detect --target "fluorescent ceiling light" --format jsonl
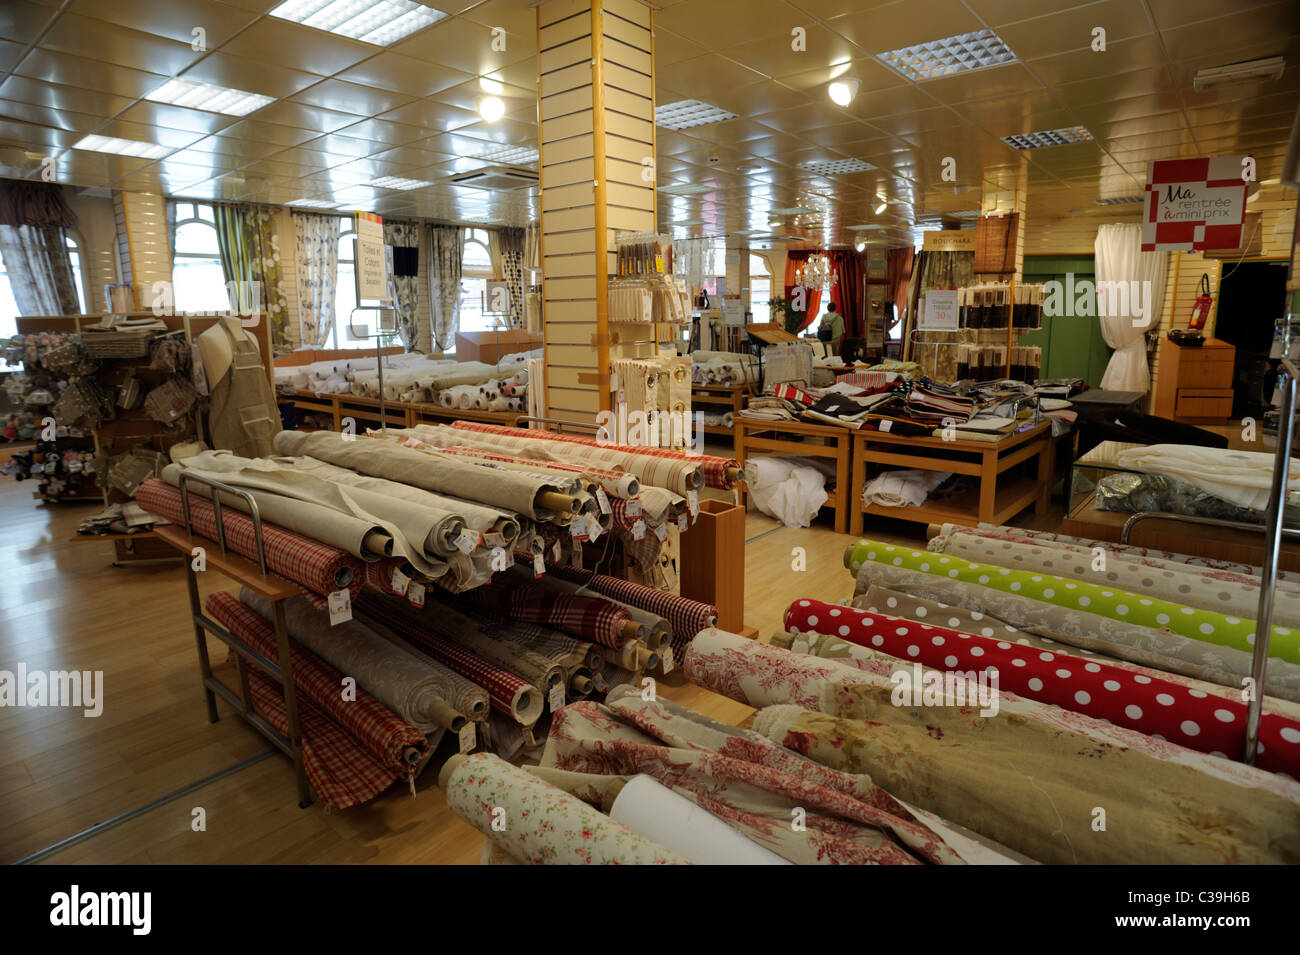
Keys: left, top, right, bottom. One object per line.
{"left": 1094, "top": 195, "right": 1144, "bottom": 206}
{"left": 145, "top": 78, "right": 273, "bottom": 116}
{"left": 286, "top": 198, "right": 340, "bottom": 208}
{"left": 1001, "top": 126, "right": 1093, "bottom": 150}
{"left": 372, "top": 175, "right": 433, "bottom": 190}
{"left": 771, "top": 206, "right": 816, "bottom": 216}
{"left": 879, "top": 29, "right": 1015, "bottom": 82}
{"left": 479, "top": 96, "right": 505, "bottom": 122}
{"left": 672, "top": 219, "right": 704, "bottom": 227}
{"left": 655, "top": 99, "right": 739, "bottom": 130}
{"left": 1194, "top": 56, "right": 1285, "bottom": 90}
{"left": 659, "top": 182, "right": 712, "bottom": 196}
{"left": 828, "top": 77, "right": 860, "bottom": 106}
{"left": 469, "top": 143, "right": 539, "bottom": 165}
{"left": 847, "top": 223, "right": 884, "bottom": 230}
{"left": 73, "top": 134, "right": 171, "bottom": 159}
{"left": 874, "top": 200, "right": 888, "bottom": 215}
{"left": 269, "top": 0, "right": 447, "bottom": 46}
{"left": 799, "top": 158, "right": 875, "bottom": 175}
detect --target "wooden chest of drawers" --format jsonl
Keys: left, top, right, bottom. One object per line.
{"left": 1152, "top": 336, "right": 1235, "bottom": 423}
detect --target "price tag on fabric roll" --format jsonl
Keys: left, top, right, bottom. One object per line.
{"left": 626, "top": 499, "right": 642, "bottom": 518}
{"left": 328, "top": 589, "right": 352, "bottom": 626}
{"left": 458, "top": 723, "right": 476, "bottom": 754}
{"left": 548, "top": 683, "right": 565, "bottom": 712}
{"left": 533, "top": 552, "right": 545, "bottom": 577}
{"left": 879, "top": 419, "right": 893, "bottom": 432}
{"left": 407, "top": 581, "right": 425, "bottom": 607}
{"left": 661, "top": 647, "right": 675, "bottom": 674}
{"left": 596, "top": 488, "right": 611, "bottom": 514}
{"left": 483, "top": 531, "right": 506, "bottom": 548}
{"left": 654, "top": 522, "right": 669, "bottom": 542}
{"left": 390, "top": 566, "right": 410, "bottom": 595}
{"left": 687, "top": 490, "right": 699, "bottom": 517}
{"left": 455, "top": 529, "right": 480, "bottom": 554}
{"left": 677, "top": 512, "right": 689, "bottom": 534}
{"left": 570, "top": 515, "right": 589, "bottom": 541}
{"left": 631, "top": 519, "right": 646, "bottom": 540}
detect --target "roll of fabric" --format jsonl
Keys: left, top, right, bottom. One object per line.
{"left": 461, "top": 579, "right": 636, "bottom": 649}
{"left": 232, "top": 663, "right": 398, "bottom": 810}
{"left": 438, "top": 389, "right": 457, "bottom": 409}
{"left": 784, "top": 598, "right": 1300, "bottom": 775}
{"left": 847, "top": 539, "right": 1300, "bottom": 664}
{"left": 239, "top": 589, "right": 478, "bottom": 732}
{"left": 431, "top": 445, "right": 640, "bottom": 499}
{"left": 684, "top": 626, "right": 869, "bottom": 710}
{"left": 935, "top": 528, "right": 1300, "bottom": 629}
{"left": 356, "top": 592, "right": 543, "bottom": 724}
{"left": 546, "top": 565, "right": 717, "bottom": 656}
{"left": 754, "top": 687, "right": 1300, "bottom": 865}
{"left": 205, "top": 592, "right": 430, "bottom": 773}
{"left": 523, "top": 569, "right": 671, "bottom": 650}
{"left": 441, "top": 752, "right": 687, "bottom": 864}
{"left": 136, "top": 479, "right": 362, "bottom": 597}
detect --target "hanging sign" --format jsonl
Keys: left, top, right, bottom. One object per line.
{"left": 354, "top": 212, "right": 389, "bottom": 302}
{"left": 722, "top": 295, "right": 745, "bottom": 326}
{"left": 919, "top": 288, "right": 959, "bottom": 329}
{"left": 922, "top": 230, "right": 975, "bottom": 252}
{"left": 1141, "top": 156, "right": 1249, "bottom": 251}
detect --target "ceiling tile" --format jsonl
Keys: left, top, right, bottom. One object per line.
{"left": 827, "top": 0, "right": 986, "bottom": 55}
{"left": 378, "top": 99, "right": 482, "bottom": 133}
{"left": 251, "top": 100, "right": 363, "bottom": 132}
{"left": 1160, "top": 4, "right": 1300, "bottom": 63}
{"left": 289, "top": 79, "right": 417, "bottom": 116}
{"left": 0, "top": 99, "right": 102, "bottom": 133}
{"left": 115, "top": 101, "right": 241, "bottom": 135}
{"left": 725, "top": 23, "right": 860, "bottom": 80}
{"left": 392, "top": 17, "right": 517, "bottom": 77}
{"left": 16, "top": 49, "right": 168, "bottom": 99}
{"left": 0, "top": 76, "right": 136, "bottom": 117}
{"left": 996, "top": 0, "right": 1154, "bottom": 60}
{"left": 333, "top": 118, "right": 432, "bottom": 146}
{"left": 656, "top": 0, "right": 804, "bottom": 50}
{"left": 338, "top": 52, "right": 474, "bottom": 99}
{"left": 68, "top": 0, "right": 257, "bottom": 47}
{"left": 216, "top": 118, "right": 320, "bottom": 148}
{"left": 223, "top": 18, "right": 377, "bottom": 76}
{"left": 40, "top": 13, "right": 205, "bottom": 77}
{"left": 0, "top": 1, "right": 61, "bottom": 45}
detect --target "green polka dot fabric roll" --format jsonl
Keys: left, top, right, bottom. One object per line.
{"left": 847, "top": 540, "right": 1300, "bottom": 665}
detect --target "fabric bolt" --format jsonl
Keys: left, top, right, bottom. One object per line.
{"left": 847, "top": 540, "right": 1300, "bottom": 665}
{"left": 935, "top": 529, "right": 1300, "bottom": 629}
{"left": 542, "top": 689, "right": 966, "bottom": 865}
{"left": 1114, "top": 443, "right": 1300, "bottom": 512}
{"left": 441, "top": 752, "right": 686, "bottom": 864}
{"left": 356, "top": 593, "right": 542, "bottom": 724}
{"left": 206, "top": 592, "right": 430, "bottom": 774}
{"left": 524, "top": 569, "right": 671, "bottom": 651}
{"left": 238, "top": 589, "right": 476, "bottom": 732}
{"left": 784, "top": 598, "right": 1300, "bottom": 775}
{"left": 862, "top": 468, "right": 951, "bottom": 508}
{"left": 545, "top": 565, "right": 717, "bottom": 657}
{"left": 461, "top": 579, "right": 635, "bottom": 649}
{"left": 433, "top": 445, "right": 640, "bottom": 499}
{"left": 136, "top": 479, "right": 362, "bottom": 597}
{"left": 273, "top": 430, "right": 571, "bottom": 519}
{"left": 235, "top": 662, "right": 398, "bottom": 809}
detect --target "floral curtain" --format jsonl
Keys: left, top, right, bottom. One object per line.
{"left": 901, "top": 250, "right": 974, "bottom": 360}
{"left": 384, "top": 220, "right": 420, "bottom": 352}
{"left": 292, "top": 211, "right": 339, "bottom": 347}
{"left": 499, "top": 226, "right": 525, "bottom": 329}
{"left": 428, "top": 224, "right": 463, "bottom": 354}
{"left": 0, "top": 180, "right": 80, "bottom": 315}
{"left": 214, "top": 203, "right": 289, "bottom": 352}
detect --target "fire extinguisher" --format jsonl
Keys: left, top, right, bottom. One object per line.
{"left": 1189, "top": 273, "right": 1213, "bottom": 330}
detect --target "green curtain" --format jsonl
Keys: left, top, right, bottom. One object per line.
{"left": 214, "top": 203, "right": 289, "bottom": 352}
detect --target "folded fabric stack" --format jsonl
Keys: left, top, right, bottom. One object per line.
{"left": 691, "top": 350, "right": 760, "bottom": 387}
{"left": 861, "top": 468, "right": 951, "bottom": 508}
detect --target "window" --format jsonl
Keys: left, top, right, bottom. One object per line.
{"left": 0, "top": 253, "right": 18, "bottom": 370}
{"left": 333, "top": 218, "right": 362, "bottom": 349}
{"left": 171, "top": 202, "right": 230, "bottom": 313}
{"left": 459, "top": 228, "right": 497, "bottom": 334}
{"left": 749, "top": 252, "right": 771, "bottom": 318}
{"left": 65, "top": 234, "right": 87, "bottom": 313}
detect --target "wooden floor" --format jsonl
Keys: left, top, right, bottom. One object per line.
{"left": 0, "top": 450, "right": 1064, "bottom": 865}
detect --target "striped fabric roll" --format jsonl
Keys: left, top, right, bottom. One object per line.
{"left": 773, "top": 383, "right": 815, "bottom": 405}
{"left": 137, "top": 478, "right": 362, "bottom": 598}
{"left": 462, "top": 579, "right": 635, "bottom": 649}
{"left": 903, "top": 385, "right": 976, "bottom": 423}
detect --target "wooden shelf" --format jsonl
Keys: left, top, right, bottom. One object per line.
{"left": 152, "top": 524, "right": 300, "bottom": 601}
{"left": 861, "top": 475, "right": 1042, "bottom": 526}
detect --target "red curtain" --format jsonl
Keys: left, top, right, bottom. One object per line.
{"left": 886, "top": 246, "right": 915, "bottom": 327}
{"left": 784, "top": 250, "right": 822, "bottom": 331}
{"left": 828, "top": 250, "right": 865, "bottom": 340}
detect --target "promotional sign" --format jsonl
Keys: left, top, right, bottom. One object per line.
{"left": 919, "top": 288, "right": 959, "bottom": 329}
{"left": 354, "top": 211, "right": 389, "bottom": 302}
{"left": 1141, "top": 156, "right": 1249, "bottom": 251}
{"left": 922, "top": 230, "right": 975, "bottom": 253}
{"left": 722, "top": 295, "right": 744, "bottom": 326}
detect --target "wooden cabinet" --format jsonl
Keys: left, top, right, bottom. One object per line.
{"left": 1152, "top": 336, "right": 1235, "bottom": 423}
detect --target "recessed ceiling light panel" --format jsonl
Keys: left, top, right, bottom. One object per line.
{"left": 269, "top": 0, "right": 447, "bottom": 46}
{"left": 879, "top": 29, "right": 1016, "bottom": 82}
{"left": 73, "top": 134, "right": 171, "bottom": 159}
{"left": 372, "top": 176, "right": 433, "bottom": 190}
{"left": 470, "top": 143, "right": 539, "bottom": 166}
{"left": 146, "top": 78, "right": 273, "bottom": 116}
{"left": 1001, "top": 126, "right": 1093, "bottom": 149}
{"left": 655, "top": 99, "right": 739, "bottom": 130}
{"left": 799, "top": 158, "right": 875, "bottom": 175}
{"left": 659, "top": 182, "right": 713, "bottom": 196}
{"left": 286, "top": 198, "right": 340, "bottom": 208}
{"left": 770, "top": 206, "right": 816, "bottom": 215}
{"left": 1094, "top": 195, "right": 1145, "bottom": 205}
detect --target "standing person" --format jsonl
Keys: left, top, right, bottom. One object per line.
{"left": 816, "top": 301, "right": 845, "bottom": 355}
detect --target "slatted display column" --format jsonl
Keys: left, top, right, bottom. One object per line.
{"left": 537, "top": 0, "right": 657, "bottom": 426}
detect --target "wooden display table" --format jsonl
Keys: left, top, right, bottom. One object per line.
{"left": 735, "top": 416, "right": 852, "bottom": 533}
{"left": 407, "top": 402, "right": 519, "bottom": 428}
{"left": 691, "top": 383, "right": 748, "bottom": 454}
{"left": 850, "top": 421, "right": 1053, "bottom": 534}
{"left": 290, "top": 390, "right": 517, "bottom": 431}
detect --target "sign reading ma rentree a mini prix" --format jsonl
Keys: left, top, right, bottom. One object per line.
{"left": 1141, "top": 156, "right": 1249, "bottom": 252}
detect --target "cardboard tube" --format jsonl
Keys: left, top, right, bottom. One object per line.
{"left": 537, "top": 490, "right": 581, "bottom": 513}
{"left": 636, "top": 646, "right": 660, "bottom": 670}
{"left": 726, "top": 466, "right": 745, "bottom": 484}
{"left": 621, "top": 620, "right": 645, "bottom": 643}
{"left": 569, "top": 671, "right": 593, "bottom": 697}
{"left": 363, "top": 530, "right": 393, "bottom": 556}
{"left": 600, "top": 777, "right": 628, "bottom": 814}
{"left": 643, "top": 625, "right": 670, "bottom": 650}
{"left": 429, "top": 696, "right": 468, "bottom": 733}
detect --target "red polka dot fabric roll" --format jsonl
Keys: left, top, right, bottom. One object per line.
{"left": 784, "top": 598, "right": 1300, "bottom": 778}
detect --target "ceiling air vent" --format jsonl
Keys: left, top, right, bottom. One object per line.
{"left": 448, "top": 166, "right": 539, "bottom": 191}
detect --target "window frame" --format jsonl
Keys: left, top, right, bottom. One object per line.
{"left": 170, "top": 200, "right": 228, "bottom": 315}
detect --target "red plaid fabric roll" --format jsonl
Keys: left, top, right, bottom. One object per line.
{"left": 137, "top": 479, "right": 363, "bottom": 599}
{"left": 546, "top": 566, "right": 717, "bottom": 657}
{"left": 773, "top": 383, "right": 815, "bottom": 405}
{"left": 234, "top": 662, "right": 396, "bottom": 810}
{"left": 206, "top": 592, "right": 429, "bottom": 774}
{"left": 461, "top": 579, "right": 634, "bottom": 649}
{"left": 449, "top": 420, "right": 741, "bottom": 491}
{"left": 355, "top": 592, "right": 542, "bottom": 725}
{"left": 835, "top": 371, "right": 889, "bottom": 391}
{"left": 783, "top": 598, "right": 1300, "bottom": 778}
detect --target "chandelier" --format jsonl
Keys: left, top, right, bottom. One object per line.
{"left": 794, "top": 252, "right": 836, "bottom": 289}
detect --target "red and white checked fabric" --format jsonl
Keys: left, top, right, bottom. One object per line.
{"left": 784, "top": 598, "right": 1300, "bottom": 777}
{"left": 462, "top": 579, "right": 633, "bottom": 649}
{"left": 547, "top": 566, "right": 717, "bottom": 657}
{"left": 1142, "top": 156, "right": 1249, "bottom": 251}
{"left": 355, "top": 592, "right": 535, "bottom": 721}
{"left": 137, "top": 479, "right": 363, "bottom": 599}
{"left": 773, "top": 383, "right": 815, "bottom": 405}
{"left": 835, "top": 371, "right": 889, "bottom": 391}
{"left": 449, "top": 420, "right": 741, "bottom": 491}
{"left": 206, "top": 592, "right": 428, "bottom": 774}
{"left": 236, "top": 662, "right": 397, "bottom": 810}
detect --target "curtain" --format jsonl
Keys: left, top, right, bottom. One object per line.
{"left": 784, "top": 250, "right": 822, "bottom": 331}
{"left": 429, "top": 224, "right": 464, "bottom": 354}
{"left": 886, "top": 246, "right": 915, "bottom": 327}
{"left": 0, "top": 180, "right": 80, "bottom": 316}
{"left": 292, "top": 211, "right": 339, "bottom": 347}
{"left": 1095, "top": 223, "right": 1168, "bottom": 392}
{"left": 487, "top": 229, "right": 504, "bottom": 279}
{"left": 829, "top": 250, "right": 865, "bottom": 339}
{"left": 524, "top": 220, "right": 541, "bottom": 270}
{"left": 499, "top": 226, "right": 525, "bottom": 330}
{"left": 384, "top": 220, "right": 420, "bottom": 352}
{"left": 901, "top": 250, "right": 974, "bottom": 359}
{"left": 214, "top": 203, "right": 289, "bottom": 351}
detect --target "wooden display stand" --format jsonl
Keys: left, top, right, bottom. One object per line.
{"left": 735, "top": 417, "right": 852, "bottom": 533}
{"left": 1152, "top": 337, "right": 1235, "bottom": 423}
{"left": 691, "top": 383, "right": 748, "bottom": 454}
{"left": 850, "top": 422, "right": 1053, "bottom": 534}
{"left": 678, "top": 498, "right": 756, "bottom": 637}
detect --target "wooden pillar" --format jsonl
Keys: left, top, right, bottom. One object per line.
{"left": 537, "top": 0, "right": 657, "bottom": 427}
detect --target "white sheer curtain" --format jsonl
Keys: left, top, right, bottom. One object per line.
{"left": 429, "top": 224, "right": 464, "bottom": 354}
{"left": 1095, "top": 223, "right": 1168, "bottom": 392}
